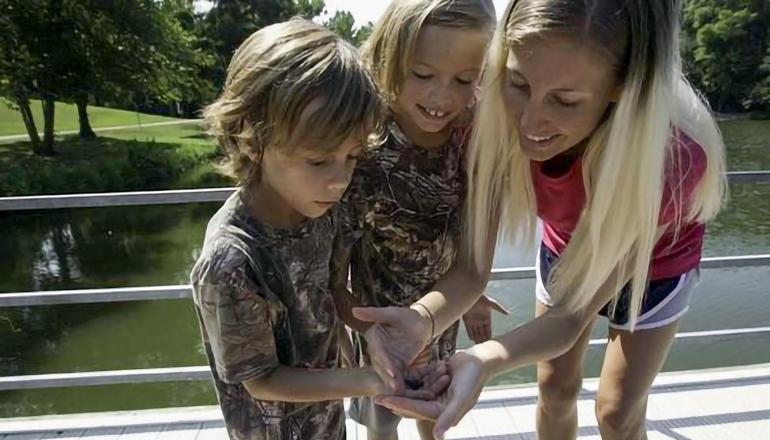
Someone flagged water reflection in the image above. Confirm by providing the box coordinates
[0,120,768,417]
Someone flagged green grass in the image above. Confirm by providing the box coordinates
[0,99,185,136]
[0,117,231,196]
[99,123,209,146]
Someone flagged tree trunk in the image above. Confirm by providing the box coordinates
[76,94,96,139]
[13,84,41,150]
[40,94,56,156]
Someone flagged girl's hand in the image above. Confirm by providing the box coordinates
[462,295,510,343]
[374,351,488,439]
[354,306,433,393]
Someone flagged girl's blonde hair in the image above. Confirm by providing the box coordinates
[362,0,497,103]
[203,18,385,184]
[467,0,728,329]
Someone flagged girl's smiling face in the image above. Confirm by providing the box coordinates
[392,25,489,145]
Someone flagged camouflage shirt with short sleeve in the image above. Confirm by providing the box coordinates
[336,120,470,361]
[191,191,345,440]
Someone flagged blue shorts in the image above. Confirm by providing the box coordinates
[536,243,700,330]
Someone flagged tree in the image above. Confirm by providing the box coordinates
[60,0,215,138]
[199,0,326,90]
[1,0,215,154]
[0,0,50,154]
[323,10,373,47]
[682,0,767,111]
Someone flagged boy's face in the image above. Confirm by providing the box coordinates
[256,101,363,226]
[392,25,489,139]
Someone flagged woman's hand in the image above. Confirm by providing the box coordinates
[374,350,489,439]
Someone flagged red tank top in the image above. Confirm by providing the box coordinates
[531,131,708,280]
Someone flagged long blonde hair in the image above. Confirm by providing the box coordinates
[467,0,727,329]
[203,18,384,184]
[362,0,497,104]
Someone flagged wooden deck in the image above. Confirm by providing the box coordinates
[1,363,769,440]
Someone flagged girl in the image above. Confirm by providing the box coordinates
[375,1,728,439]
[190,19,444,440]
[329,1,505,439]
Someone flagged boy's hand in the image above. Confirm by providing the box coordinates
[462,295,509,344]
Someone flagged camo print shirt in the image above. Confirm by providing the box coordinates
[335,120,471,361]
[191,191,345,440]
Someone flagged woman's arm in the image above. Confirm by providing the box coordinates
[467,264,630,378]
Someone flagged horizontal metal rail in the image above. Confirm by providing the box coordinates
[489,254,770,280]
[1,327,768,391]
[2,254,767,307]
[1,171,768,211]
[0,285,192,307]
[0,366,211,391]
[726,170,770,182]
[0,188,236,211]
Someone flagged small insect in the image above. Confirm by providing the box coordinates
[404,377,424,390]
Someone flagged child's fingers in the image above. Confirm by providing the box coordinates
[375,396,440,421]
[481,295,510,315]
[470,324,486,343]
[372,357,403,393]
[402,388,435,400]
[366,331,404,391]
[422,362,448,385]
[409,361,444,379]
[478,324,491,342]
[413,345,432,365]
[422,373,450,396]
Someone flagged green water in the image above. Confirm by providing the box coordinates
[0,120,768,417]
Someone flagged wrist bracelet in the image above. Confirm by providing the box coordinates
[412,302,435,341]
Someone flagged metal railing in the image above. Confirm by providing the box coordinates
[1,254,769,307]
[1,174,768,393]
[3,326,769,391]
[1,170,768,212]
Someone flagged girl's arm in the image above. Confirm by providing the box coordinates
[350,215,499,392]
[409,213,500,340]
[412,248,496,338]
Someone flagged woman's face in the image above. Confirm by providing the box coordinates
[502,38,621,161]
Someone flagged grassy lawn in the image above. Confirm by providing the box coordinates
[0,98,185,136]
[99,123,209,146]
[0,104,228,196]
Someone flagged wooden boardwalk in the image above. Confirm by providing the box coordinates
[1,364,768,440]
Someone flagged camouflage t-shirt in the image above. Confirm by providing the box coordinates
[336,120,470,360]
[191,191,345,440]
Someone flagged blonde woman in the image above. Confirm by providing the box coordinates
[371,0,728,439]
[190,19,447,440]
